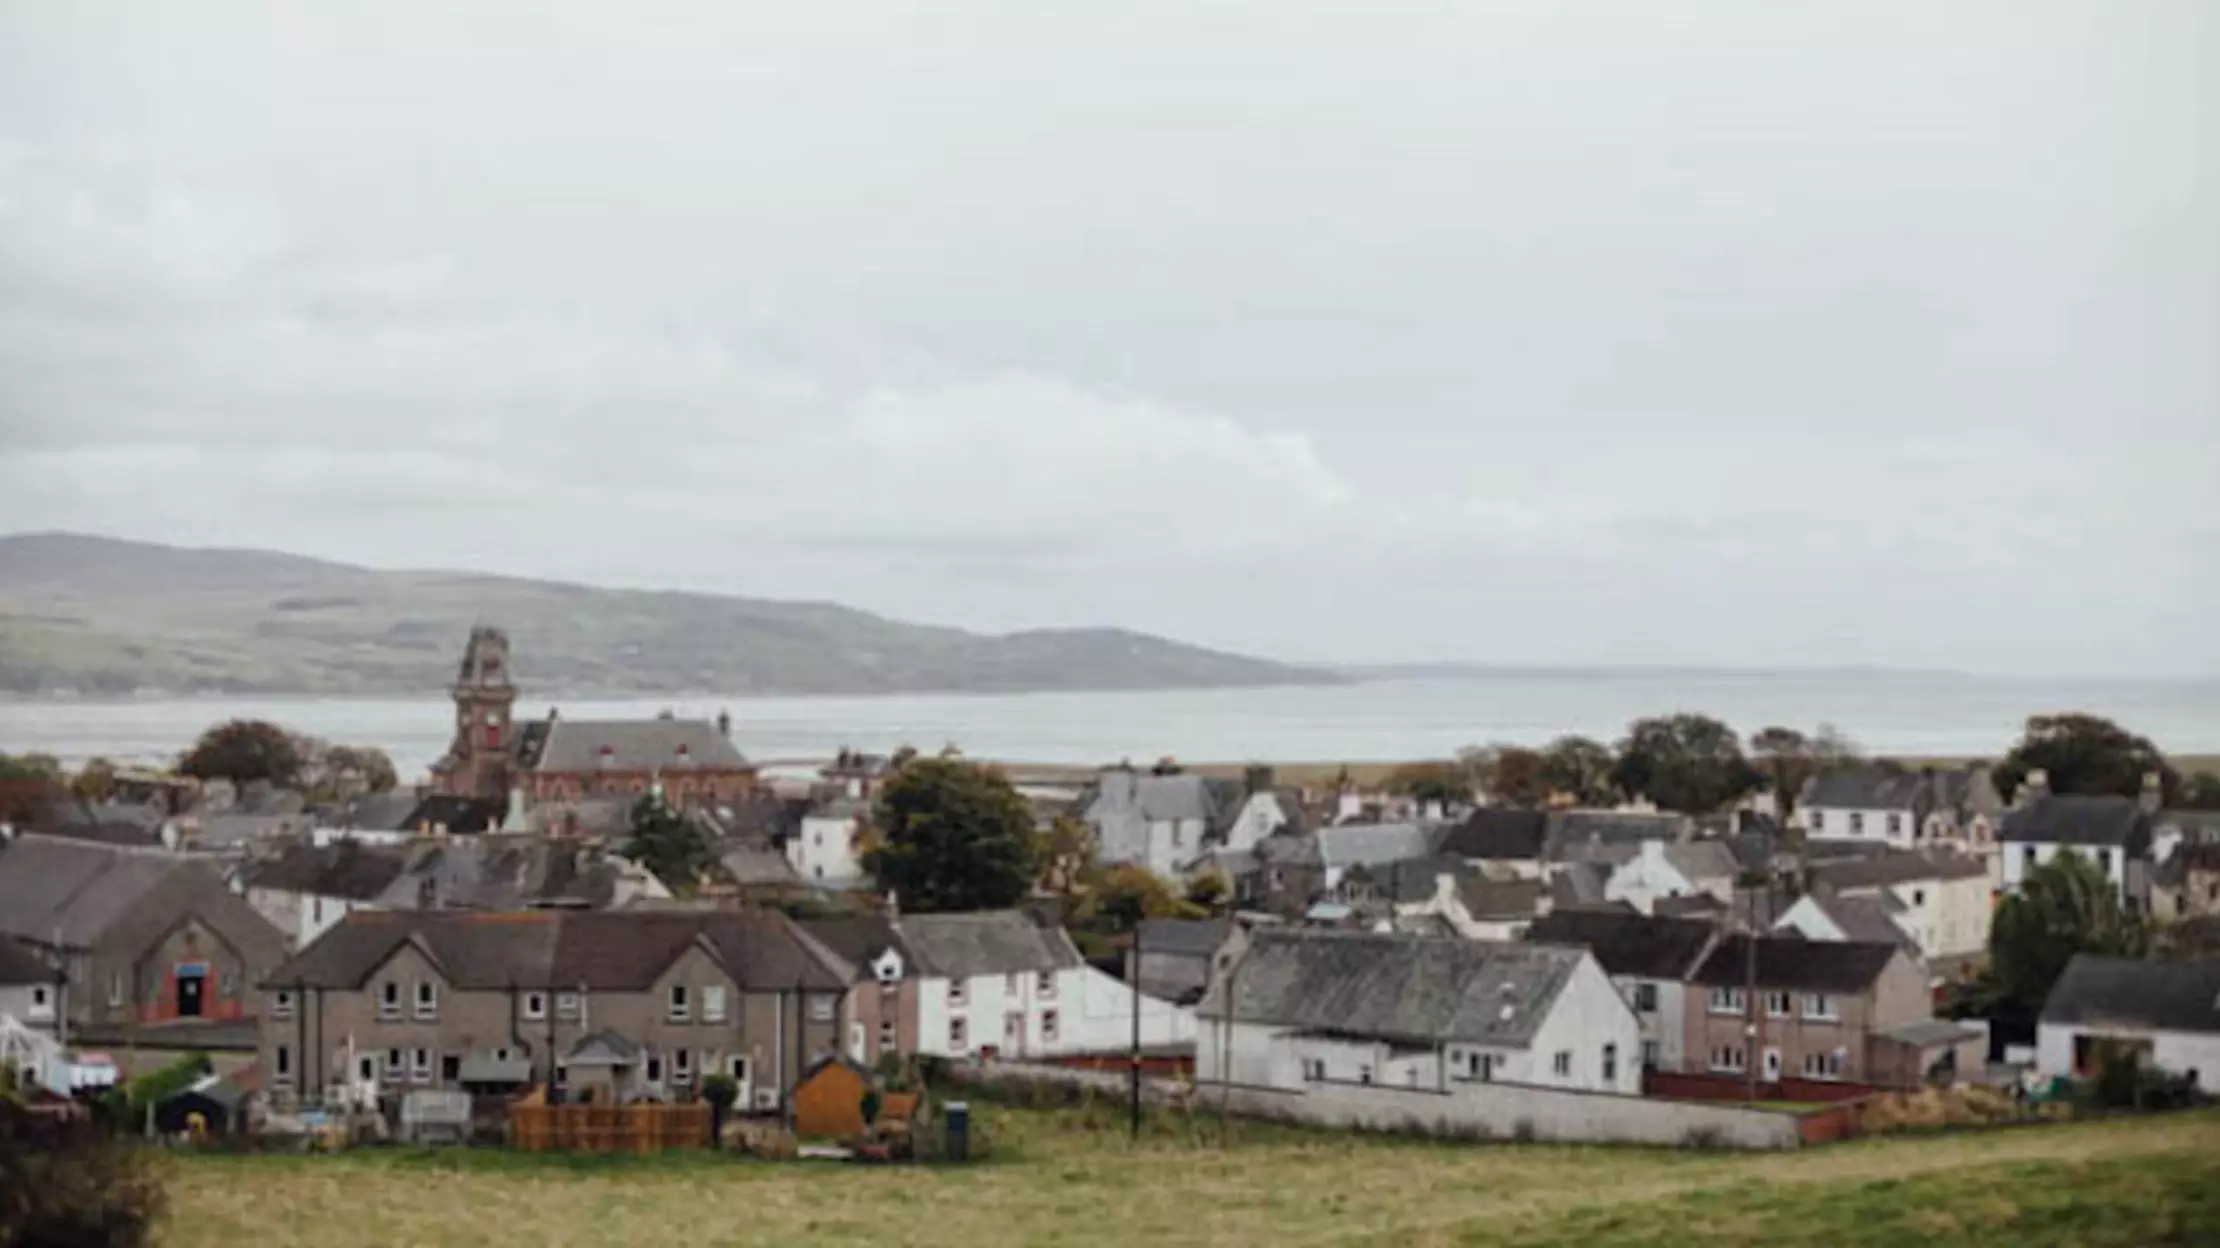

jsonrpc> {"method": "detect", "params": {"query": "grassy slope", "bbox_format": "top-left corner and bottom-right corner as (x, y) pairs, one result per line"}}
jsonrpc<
(157, 1106), (2220, 1248)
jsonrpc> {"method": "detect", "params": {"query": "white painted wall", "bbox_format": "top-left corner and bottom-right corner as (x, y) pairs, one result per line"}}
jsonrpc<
(2038, 1022), (2220, 1094)
(1604, 844), (1700, 915)
(789, 813), (864, 883)
(1775, 895), (1848, 943)
(1804, 806), (1916, 847)
(914, 965), (1192, 1058)
(1221, 793), (1289, 857)
(310, 827), (412, 848)
(246, 886), (369, 949)
(1522, 955), (1645, 1095)
(2003, 842), (2129, 900)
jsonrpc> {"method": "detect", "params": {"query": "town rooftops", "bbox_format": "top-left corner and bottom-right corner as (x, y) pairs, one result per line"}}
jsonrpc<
(1802, 766), (1930, 810)
(891, 910), (1082, 980)
(2002, 795), (2153, 850)
(1201, 928), (1587, 1049)
(1137, 918), (1235, 959)
(0, 938), (51, 985)
(0, 835), (210, 949)
(243, 841), (411, 902)
(795, 916), (908, 975)
(1316, 823), (1435, 871)
(2041, 954), (2220, 1035)
(518, 717), (750, 774)
(1433, 809), (1548, 861)
(1082, 770), (1243, 828)
(1691, 935), (1902, 993)
(1525, 910), (1719, 980)
(1796, 892), (1919, 954)
(1808, 849), (1989, 891)
(262, 909), (848, 993)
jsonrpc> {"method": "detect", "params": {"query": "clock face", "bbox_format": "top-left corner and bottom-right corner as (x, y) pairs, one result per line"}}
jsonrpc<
(484, 711), (500, 726)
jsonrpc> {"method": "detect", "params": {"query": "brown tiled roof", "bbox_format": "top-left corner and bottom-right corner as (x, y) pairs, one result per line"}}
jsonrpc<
(263, 909), (847, 992)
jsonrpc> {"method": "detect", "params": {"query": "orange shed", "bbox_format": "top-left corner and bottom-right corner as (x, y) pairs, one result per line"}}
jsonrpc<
(792, 1056), (874, 1139)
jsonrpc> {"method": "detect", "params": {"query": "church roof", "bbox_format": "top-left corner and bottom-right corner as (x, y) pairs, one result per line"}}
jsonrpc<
(520, 718), (750, 774)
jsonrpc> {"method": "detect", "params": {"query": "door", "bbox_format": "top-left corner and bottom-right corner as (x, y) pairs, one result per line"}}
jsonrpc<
(849, 1021), (867, 1063)
(727, 1055), (752, 1109)
(1762, 1046), (1782, 1081)
(176, 970), (205, 1018)
(1004, 1012), (1025, 1056)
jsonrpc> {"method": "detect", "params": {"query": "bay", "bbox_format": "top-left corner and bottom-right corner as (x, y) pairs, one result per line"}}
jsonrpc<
(3, 672), (2218, 782)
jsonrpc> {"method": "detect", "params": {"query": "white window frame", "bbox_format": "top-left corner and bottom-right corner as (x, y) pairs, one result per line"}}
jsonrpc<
(1552, 1050), (1572, 1077)
(274, 1043), (292, 1085)
(948, 1016), (968, 1051)
(1601, 1043), (1618, 1083)
(668, 984), (690, 1022)
(1041, 1008), (1059, 1043)
(702, 985), (728, 1024)
(672, 1047), (694, 1084)
(809, 995), (834, 1023)
(1036, 970), (1056, 997)
(379, 981), (401, 1020)
(1302, 1058), (1325, 1082)
(948, 980), (967, 1007)
(110, 972), (125, 1008)
(1765, 990), (1793, 1019)
(1707, 987), (1745, 1015)
(385, 1048), (405, 1079)
(879, 1019), (897, 1051)
(1849, 812), (1864, 835)
(557, 991), (582, 1021)
(1709, 1045), (1746, 1073)
(27, 984), (53, 1020)
(271, 989), (295, 1019)
(414, 981), (438, 1020)
(410, 1047), (433, 1084)
(1801, 993), (1838, 1021)
(523, 991), (547, 1021)
(1633, 981), (1658, 1013)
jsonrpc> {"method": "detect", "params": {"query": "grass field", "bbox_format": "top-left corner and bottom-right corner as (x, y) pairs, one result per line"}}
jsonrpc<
(158, 1105), (2220, 1247)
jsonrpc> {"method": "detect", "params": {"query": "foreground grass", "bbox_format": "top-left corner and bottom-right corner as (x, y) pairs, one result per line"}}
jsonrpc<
(158, 1107), (2220, 1247)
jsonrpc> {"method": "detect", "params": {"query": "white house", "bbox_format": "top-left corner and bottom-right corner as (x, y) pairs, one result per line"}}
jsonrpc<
(1798, 764), (2003, 850)
(1394, 873), (1549, 942)
(1196, 928), (1642, 1096)
(892, 911), (1193, 1058)
(2038, 954), (2220, 1094)
(1080, 770), (1241, 877)
(1999, 778), (2154, 906)
(1602, 840), (1740, 916)
(1524, 909), (1720, 1073)
(1791, 849), (1992, 971)
(0, 940), (57, 1033)
(241, 841), (413, 948)
(787, 797), (867, 884)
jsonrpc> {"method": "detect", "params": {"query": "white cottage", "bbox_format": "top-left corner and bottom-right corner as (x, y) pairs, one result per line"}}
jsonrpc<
(1196, 928), (1641, 1095)
(2038, 954), (2220, 1094)
(889, 911), (1193, 1059)
(1999, 779), (2154, 906)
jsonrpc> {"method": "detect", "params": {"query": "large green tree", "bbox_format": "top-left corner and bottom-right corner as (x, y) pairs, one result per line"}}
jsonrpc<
(620, 790), (715, 892)
(865, 756), (1038, 912)
(177, 719), (306, 792)
(1463, 744), (1552, 808)
(1539, 736), (1617, 807)
(1385, 760), (1470, 808)
(1996, 713), (2178, 805)
(1980, 850), (2149, 1017)
(1611, 714), (1761, 814)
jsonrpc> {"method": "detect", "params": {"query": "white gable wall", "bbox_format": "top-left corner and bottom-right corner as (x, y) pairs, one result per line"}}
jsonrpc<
(914, 965), (1192, 1059)
(1522, 954), (1644, 1094)
(2003, 842), (2130, 900)
(2037, 1021), (2220, 1094)
(1221, 794), (1288, 856)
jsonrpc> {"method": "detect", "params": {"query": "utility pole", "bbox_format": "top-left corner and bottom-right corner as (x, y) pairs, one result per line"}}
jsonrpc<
(1743, 885), (1762, 1103)
(1127, 936), (1141, 1141)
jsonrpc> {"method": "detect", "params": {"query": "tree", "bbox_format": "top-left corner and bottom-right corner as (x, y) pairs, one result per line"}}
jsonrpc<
(298, 743), (399, 802)
(0, 752), (62, 782)
(1384, 761), (1469, 808)
(1747, 727), (1817, 816)
(1611, 714), (1761, 815)
(1467, 744), (1551, 808)
(1183, 869), (1230, 912)
(864, 757), (1038, 913)
(70, 757), (119, 803)
(1996, 713), (2177, 806)
(2179, 773), (2220, 811)
(177, 719), (305, 792)
(1978, 850), (2148, 1017)
(1538, 736), (1617, 806)
(620, 790), (715, 893)
(1035, 814), (1098, 900)
(1088, 864), (1204, 929)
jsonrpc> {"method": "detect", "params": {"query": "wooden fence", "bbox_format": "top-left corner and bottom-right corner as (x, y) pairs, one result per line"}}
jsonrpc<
(507, 1103), (713, 1154)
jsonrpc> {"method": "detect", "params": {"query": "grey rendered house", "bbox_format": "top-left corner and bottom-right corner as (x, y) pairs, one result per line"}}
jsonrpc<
(259, 908), (850, 1112)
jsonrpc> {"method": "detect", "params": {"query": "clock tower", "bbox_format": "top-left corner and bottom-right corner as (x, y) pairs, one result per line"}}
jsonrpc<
(433, 626), (516, 799)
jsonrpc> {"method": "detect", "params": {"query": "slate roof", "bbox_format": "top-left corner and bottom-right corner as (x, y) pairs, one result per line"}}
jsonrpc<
(1802, 766), (1929, 810)
(709, 793), (811, 841)
(0, 836), (206, 947)
(2002, 796), (2154, 850)
(1543, 811), (1689, 860)
(1643, 840), (1742, 884)
(1138, 918), (1234, 959)
(893, 911), (1082, 979)
(719, 844), (801, 887)
(1201, 929), (1586, 1049)
(1348, 854), (1466, 904)
(265, 909), (848, 992)
(1525, 910), (1719, 980)
(397, 796), (508, 835)
(0, 939), (53, 985)
(2040, 954), (2220, 1035)
(338, 791), (424, 832)
(1808, 850), (1989, 891)
(1433, 809), (1548, 861)
(1457, 877), (1547, 920)
(1798, 892), (1918, 953)
(1316, 823), (1435, 871)
(1546, 861), (1612, 910)
(1083, 771), (1242, 828)
(526, 719), (751, 774)
(796, 916), (907, 975)
(1691, 936), (1902, 993)
(244, 841), (411, 901)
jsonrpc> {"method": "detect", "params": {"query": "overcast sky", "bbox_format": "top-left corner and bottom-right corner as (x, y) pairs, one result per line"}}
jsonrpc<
(1, 2), (2213, 676)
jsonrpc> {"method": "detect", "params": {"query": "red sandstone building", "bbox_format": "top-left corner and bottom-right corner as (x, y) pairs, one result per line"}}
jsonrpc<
(428, 628), (756, 810)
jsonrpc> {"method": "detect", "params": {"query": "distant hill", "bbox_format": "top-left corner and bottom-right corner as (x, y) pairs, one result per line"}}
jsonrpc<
(0, 533), (1337, 697)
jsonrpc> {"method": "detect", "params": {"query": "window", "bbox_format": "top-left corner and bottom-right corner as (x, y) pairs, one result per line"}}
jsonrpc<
(272, 989), (294, 1019)
(415, 982), (438, 1020)
(2097, 849), (2113, 875)
(1765, 991), (1793, 1018)
(1911, 889), (1926, 907)
(1472, 1052), (1495, 1081)
(948, 980), (967, 1007)
(1709, 1046), (1746, 1073)
(1885, 813), (1902, 836)
(672, 1048), (693, 1084)
(384, 1048), (404, 1078)
(879, 1019), (897, 1052)
(1708, 987), (1746, 1015)
(2022, 846), (2037, 872)
(110, 972), (124, 1007)
(809, 995), (834, 1023)
(645, 1054), (664, 1083)
(1041, 1009), (1059, 1043)
(524, 992), (547, 1021)
(1801, 1051), (1844, 1079)
(1006, 972), (1022, 996)
(1358, 1064), (1373, 1084)
(1552, 1050), (1572, 1077)
(1808, 811), (1827, 833)
(1849, 813), (1864, 835)
(729, 1055), (750, 1083)
(557, 992), (582, 1021)
(1802, 994), (1838, 1021)
(379, 981), (400, 1020)
(1037, 971), (1056, 997)
(1633, 982), (1658, 1013)
(29, 985), (51, 1018)
(1302, 1058), (1325, 1082)
(1602, 1043), (1618, 1082)
(274, 1045), (291, 1082)
(1640, 1040), (1660, 1068)
(411, 1048), (432, 1083)
(442, 1053), (461, 1082)
(703, 985), (728, 1023)
(668, 984), (690, 1022)
(949, 1017), (968, 1051)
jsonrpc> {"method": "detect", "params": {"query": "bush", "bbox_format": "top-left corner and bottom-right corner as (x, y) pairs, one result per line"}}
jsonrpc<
(1680, 1126), (1728, 1151)
(0, 1100), (165, 1248)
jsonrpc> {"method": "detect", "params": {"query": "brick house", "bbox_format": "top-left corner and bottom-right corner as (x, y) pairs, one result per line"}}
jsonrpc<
(259, 909), (848, 1113)
(1683, 935), (1974, 1088)
(0, 834), (285, 1032)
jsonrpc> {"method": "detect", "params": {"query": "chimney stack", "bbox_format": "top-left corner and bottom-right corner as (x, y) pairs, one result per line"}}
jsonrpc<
(2018, 768), (2050, 808)
(2140, 770), (2164, 815)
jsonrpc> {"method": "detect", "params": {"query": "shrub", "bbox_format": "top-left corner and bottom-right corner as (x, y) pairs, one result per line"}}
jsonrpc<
(1681, 1125), (1729, 1151)
(0, 1100), (165, 1248)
